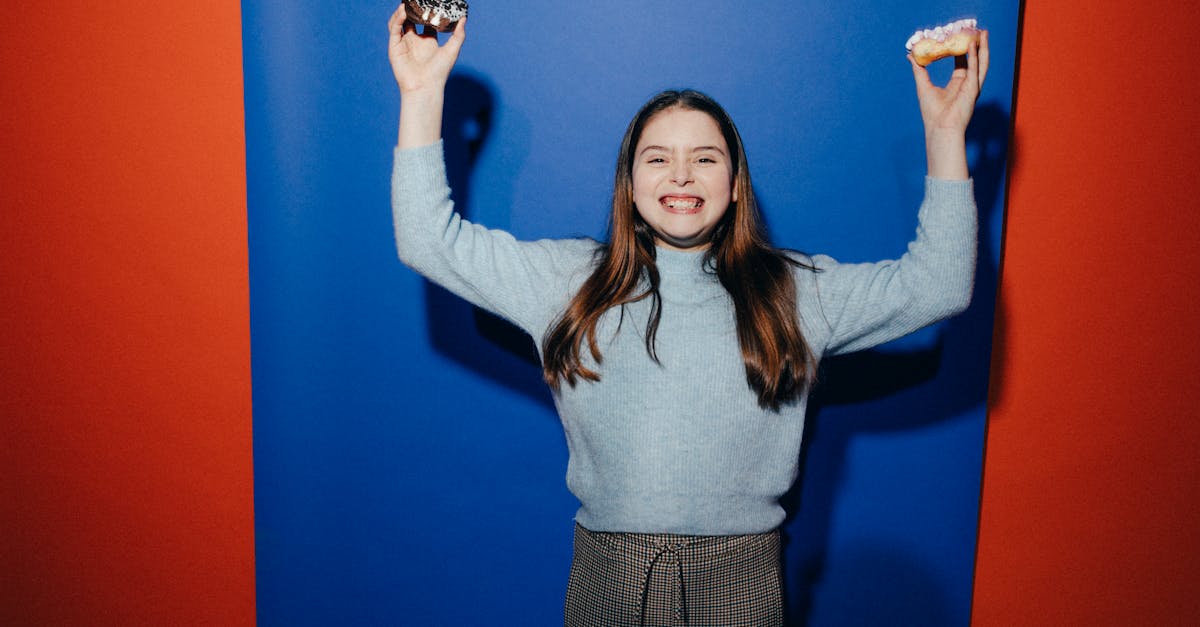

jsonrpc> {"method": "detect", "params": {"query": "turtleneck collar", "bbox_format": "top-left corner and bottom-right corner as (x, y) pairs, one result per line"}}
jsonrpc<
(652, 246), (714, 276)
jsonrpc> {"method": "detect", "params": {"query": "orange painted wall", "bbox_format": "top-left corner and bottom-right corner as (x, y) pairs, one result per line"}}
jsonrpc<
(0, 4), (255, 626)
(973, 1), (1200, 625)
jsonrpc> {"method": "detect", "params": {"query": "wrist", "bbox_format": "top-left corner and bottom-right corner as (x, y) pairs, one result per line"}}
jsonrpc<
(925, 126), (965, 144)
(399, 85), (445, 106)
(398, 90), (445, 148)
(925, 131), (969, 180)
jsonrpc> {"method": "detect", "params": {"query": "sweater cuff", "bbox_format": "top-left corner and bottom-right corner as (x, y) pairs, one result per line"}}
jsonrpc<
(392, 140), (448, 196)
(923, 176), (975, 207)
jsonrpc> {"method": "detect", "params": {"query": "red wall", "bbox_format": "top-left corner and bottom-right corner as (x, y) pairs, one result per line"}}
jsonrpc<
(1, 4), (255, 626)
(973, 1), (1200, 624)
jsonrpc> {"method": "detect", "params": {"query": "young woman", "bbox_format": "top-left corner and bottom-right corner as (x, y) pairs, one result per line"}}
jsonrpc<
(388, 5), (988, 626)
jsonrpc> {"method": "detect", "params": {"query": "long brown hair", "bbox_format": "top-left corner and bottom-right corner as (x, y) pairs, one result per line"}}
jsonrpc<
(542, 90), (816, 410)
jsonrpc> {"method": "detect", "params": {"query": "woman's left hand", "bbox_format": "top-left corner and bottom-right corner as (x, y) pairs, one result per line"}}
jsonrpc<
(910, 30), (989, 179)
(909, 30), (989, 136)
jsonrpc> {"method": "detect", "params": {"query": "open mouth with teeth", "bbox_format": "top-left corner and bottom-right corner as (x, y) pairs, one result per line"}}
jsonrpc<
(661, 195), (704, 214)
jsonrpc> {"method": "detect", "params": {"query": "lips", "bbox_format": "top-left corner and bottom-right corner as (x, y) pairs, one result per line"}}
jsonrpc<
(660, 195), (704, 214)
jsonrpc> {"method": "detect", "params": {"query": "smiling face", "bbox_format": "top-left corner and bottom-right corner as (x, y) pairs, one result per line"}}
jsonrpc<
(631, 107), (737, 251)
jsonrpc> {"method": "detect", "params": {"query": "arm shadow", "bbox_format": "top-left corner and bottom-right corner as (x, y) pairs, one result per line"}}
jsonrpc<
(780, 103), (1012, 625)
(421, 74), (555, 414)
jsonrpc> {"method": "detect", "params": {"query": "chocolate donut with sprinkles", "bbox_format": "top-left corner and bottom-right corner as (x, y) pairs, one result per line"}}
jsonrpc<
(404, 0), (468, 32)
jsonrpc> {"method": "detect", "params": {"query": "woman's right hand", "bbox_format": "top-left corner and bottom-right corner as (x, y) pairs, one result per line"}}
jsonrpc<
(387, 4), (466, 96)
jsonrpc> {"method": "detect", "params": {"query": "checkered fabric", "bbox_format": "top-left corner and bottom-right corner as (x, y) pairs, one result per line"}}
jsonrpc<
(564, 523), (783, 626)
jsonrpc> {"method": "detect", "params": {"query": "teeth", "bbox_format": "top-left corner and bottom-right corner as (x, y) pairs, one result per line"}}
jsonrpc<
(664, 198), (701, 209)
(906, 18), (978, 51)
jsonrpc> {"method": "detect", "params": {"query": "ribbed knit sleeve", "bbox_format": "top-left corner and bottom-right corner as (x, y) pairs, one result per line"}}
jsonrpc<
(391, 141), (596, 336)
(809, 176), (977, 355)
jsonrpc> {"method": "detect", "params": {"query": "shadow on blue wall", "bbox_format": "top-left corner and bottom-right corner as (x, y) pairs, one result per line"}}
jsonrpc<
(423, 75), (554, 413)
(782, 103), (1010, 625)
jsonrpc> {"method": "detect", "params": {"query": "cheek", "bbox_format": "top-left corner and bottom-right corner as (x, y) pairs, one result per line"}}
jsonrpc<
(631, 168), (653, 200)
(630, 174), (651, 219)
(710, 173), (735, 204)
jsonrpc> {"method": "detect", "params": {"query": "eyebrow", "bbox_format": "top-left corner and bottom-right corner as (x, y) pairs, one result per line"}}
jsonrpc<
(639, 145), (728, 156)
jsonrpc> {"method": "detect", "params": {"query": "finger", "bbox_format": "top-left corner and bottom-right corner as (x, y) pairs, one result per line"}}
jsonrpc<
(388, 4), (407, 32)
(908, 54), (934, 94)
(948, 61), (967, 87)
(978, 30), (990, 89)
(965, 35), (980, 96)
(944, 60), (967, 96)
(445, 16), (467, 55)
(389, 10), (416, 40)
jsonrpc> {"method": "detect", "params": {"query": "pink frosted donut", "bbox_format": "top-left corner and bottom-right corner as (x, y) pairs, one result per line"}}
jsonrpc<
(404, 0), (468, 32)
(905, 18), (981, 66)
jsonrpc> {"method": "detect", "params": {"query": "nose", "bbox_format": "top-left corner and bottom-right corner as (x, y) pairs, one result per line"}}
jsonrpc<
(670, 161), (692, 185)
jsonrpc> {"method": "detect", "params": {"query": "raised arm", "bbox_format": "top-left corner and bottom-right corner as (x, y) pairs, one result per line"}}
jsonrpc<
(810, 36), (990, 355)
(385, 6), (595, 336)
(387, 4), (466, 148)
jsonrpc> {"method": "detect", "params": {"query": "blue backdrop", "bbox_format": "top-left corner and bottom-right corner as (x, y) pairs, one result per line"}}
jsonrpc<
(242, 1), (1018, 624)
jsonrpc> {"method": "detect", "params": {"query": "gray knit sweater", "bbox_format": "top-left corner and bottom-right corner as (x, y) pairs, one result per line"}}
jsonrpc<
(392, 141), (977, 535)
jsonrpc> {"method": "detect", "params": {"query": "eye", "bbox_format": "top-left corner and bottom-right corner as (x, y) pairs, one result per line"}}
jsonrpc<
(647, 157), (667, 164)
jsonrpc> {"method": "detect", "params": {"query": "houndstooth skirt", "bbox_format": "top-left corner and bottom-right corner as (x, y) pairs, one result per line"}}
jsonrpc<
(564, 523), (783, 627)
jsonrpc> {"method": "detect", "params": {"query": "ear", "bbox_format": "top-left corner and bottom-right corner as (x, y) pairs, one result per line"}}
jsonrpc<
(732, 177), (739, 203)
